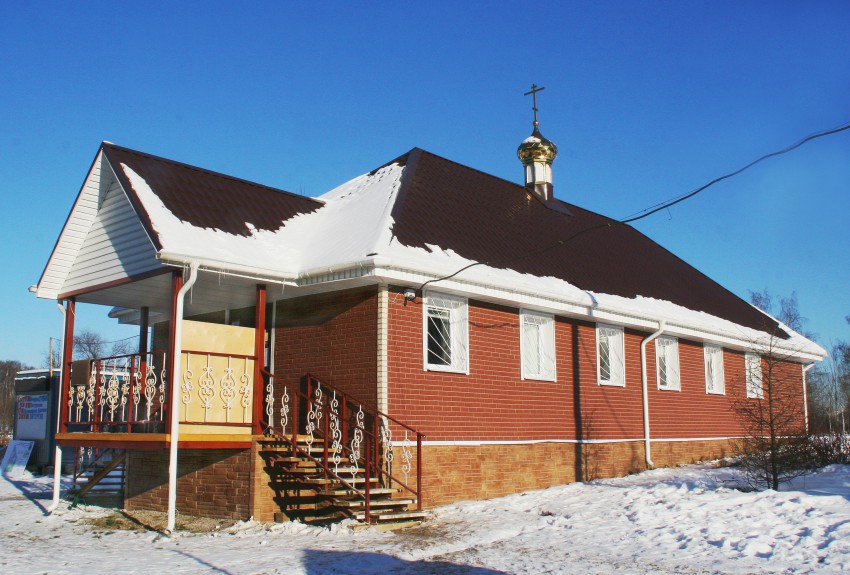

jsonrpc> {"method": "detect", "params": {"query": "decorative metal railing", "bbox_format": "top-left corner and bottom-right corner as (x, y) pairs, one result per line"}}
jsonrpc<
(180, 350), (254, 425)
(262, 371), (424, 520)
(64, 350), (256, 433)
(66, 351), (169, 432)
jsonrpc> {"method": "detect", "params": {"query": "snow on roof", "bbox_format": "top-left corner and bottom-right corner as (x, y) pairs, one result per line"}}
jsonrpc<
(67, 144), (827, 360)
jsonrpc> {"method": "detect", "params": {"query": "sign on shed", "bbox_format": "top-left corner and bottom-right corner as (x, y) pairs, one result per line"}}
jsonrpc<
(16, 393), (49, 440)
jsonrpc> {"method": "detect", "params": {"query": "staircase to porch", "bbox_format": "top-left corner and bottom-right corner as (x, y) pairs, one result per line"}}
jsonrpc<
(261, 374), (426, 529)
(67, 447), (127, 507)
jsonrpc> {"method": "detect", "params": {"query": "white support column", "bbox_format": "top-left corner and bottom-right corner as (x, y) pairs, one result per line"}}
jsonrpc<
(48, 302), (68, 513)
(166, 263), (198, 534)
(377, 284), (389, 414)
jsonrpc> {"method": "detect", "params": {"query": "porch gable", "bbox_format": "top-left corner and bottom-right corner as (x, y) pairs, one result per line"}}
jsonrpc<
(37, 147), (164, 300)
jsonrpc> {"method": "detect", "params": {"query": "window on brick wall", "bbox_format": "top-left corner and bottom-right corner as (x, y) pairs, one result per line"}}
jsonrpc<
(520, 310), (556, 381)
(745, 352), (763, 399)
(655, 336), (681, 391)
(423, 291), (468, 373)
(704, 343), (726, 394)
(597, 324), (625, 386)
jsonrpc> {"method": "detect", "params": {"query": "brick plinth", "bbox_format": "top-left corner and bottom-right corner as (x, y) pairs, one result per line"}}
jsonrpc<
(125, 449), (251, 520)
(650, 439), (737, 468)
(409, 438), (740, 507)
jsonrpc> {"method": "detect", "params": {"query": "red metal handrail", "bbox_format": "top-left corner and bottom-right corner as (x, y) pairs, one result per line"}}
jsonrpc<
(261, 370), (425, 520)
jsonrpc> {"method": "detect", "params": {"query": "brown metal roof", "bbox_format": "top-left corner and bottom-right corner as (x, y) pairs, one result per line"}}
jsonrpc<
(102, 143), (322, 250)
(391, 148), (785, 337)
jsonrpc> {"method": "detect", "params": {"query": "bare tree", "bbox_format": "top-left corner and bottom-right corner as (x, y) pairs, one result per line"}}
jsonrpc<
(733, 335), (812, 490)
(0, 360), (34, 437)
(72, 329), (137, 360)
(735, 290), (824, 489)
(73, 329), (108, 360)
(749, 289), (814, 338)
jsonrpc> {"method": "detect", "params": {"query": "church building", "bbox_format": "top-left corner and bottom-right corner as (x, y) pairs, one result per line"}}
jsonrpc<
(34, 96), (825, 528)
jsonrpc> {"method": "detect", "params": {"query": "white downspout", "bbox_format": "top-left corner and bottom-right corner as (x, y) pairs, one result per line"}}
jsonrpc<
(166, 262), (198, 534)
(640, 320), (666, 468)
(48, 302), (67, 513)
(803, 363), (815, 435)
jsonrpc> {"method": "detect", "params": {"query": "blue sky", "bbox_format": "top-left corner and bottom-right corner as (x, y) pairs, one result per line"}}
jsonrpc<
(1, 1), (848, 368)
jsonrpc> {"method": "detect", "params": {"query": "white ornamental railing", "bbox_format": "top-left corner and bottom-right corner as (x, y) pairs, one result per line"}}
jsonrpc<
(67, 352), (168, 431)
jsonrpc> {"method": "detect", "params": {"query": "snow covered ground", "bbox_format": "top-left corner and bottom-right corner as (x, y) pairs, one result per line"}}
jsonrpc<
(2, 463), (849, 574)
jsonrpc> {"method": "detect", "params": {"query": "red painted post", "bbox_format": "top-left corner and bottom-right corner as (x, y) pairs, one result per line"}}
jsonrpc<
(365, 439), (371, 524)
(322, 394), (329, 479)
(164, 271), (183, 433)
(290, 385), (299, 458)
(417, 432), (423, 511)
(252, 284), (267, 435)
(373, 413), (380, 485)
(137, 306), (149, 427)
(58, 298), (75, 433)
(341, 398), (348, 459)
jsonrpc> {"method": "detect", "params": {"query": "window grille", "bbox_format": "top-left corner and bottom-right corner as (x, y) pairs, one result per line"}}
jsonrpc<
(521, 310), (556, 381)
(597, 324), (625, 386)
(745, 352), (763, 399)
(655, 336), (681, 391)
(423, 292), (468, 373)
(704, 344), (725, 394)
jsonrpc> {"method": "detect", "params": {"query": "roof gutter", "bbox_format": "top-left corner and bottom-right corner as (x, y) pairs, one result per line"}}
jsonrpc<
(157, 251), (299, 287)
(366, 262), (826, 362)
(159, 251), (824, 363)
(640, 320), (666, 468)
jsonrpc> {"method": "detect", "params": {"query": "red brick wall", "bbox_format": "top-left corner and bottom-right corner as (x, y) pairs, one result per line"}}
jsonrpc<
(387, 288), (805, 443)
(387, 292), (574, 440)
(273, 286), (378, 408)
(125, 449), (251, 520)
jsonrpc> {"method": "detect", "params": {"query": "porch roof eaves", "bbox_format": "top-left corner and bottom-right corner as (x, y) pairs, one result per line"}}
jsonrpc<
(157, 250), (300, 286)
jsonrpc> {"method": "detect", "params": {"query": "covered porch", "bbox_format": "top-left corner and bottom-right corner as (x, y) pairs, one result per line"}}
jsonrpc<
(55, 266), (276, 450)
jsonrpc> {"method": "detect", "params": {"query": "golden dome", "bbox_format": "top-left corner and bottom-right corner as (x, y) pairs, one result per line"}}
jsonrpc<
(517, 124), (558, 163)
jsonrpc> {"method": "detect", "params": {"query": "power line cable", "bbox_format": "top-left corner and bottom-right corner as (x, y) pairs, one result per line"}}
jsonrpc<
(419, 120), (850, 292)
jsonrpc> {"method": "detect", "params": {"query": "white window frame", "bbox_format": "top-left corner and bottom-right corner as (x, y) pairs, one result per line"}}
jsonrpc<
(745, 352), (763, 399)
(520, 310), (556, 381)
(704, 344), (726, 395)
(655, 336), (681, 391)
(422, 291), (469, 374)
(597, 324), (625, 387)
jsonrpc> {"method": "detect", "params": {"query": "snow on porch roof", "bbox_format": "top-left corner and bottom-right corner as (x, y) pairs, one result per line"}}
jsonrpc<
(101, 143), (323, 250)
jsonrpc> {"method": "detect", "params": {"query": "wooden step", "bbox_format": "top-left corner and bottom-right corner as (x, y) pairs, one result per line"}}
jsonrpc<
(260, 443), (329, 453)
(302, 476), (380, 486)
(331, 498), (415, 509)
(354, 510), (428, 522)
(322, 487), (398, 497)
(260, 434), (324, 443)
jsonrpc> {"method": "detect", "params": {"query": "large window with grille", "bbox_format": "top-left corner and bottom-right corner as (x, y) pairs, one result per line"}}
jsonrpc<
(423, 291), (469, 373)
(521, 310), (556, 381)
(597, 324), (625, 386)
(745, 352), (763, 399)
(655, 336), (681, 391)
(704, 344), (726, 395)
